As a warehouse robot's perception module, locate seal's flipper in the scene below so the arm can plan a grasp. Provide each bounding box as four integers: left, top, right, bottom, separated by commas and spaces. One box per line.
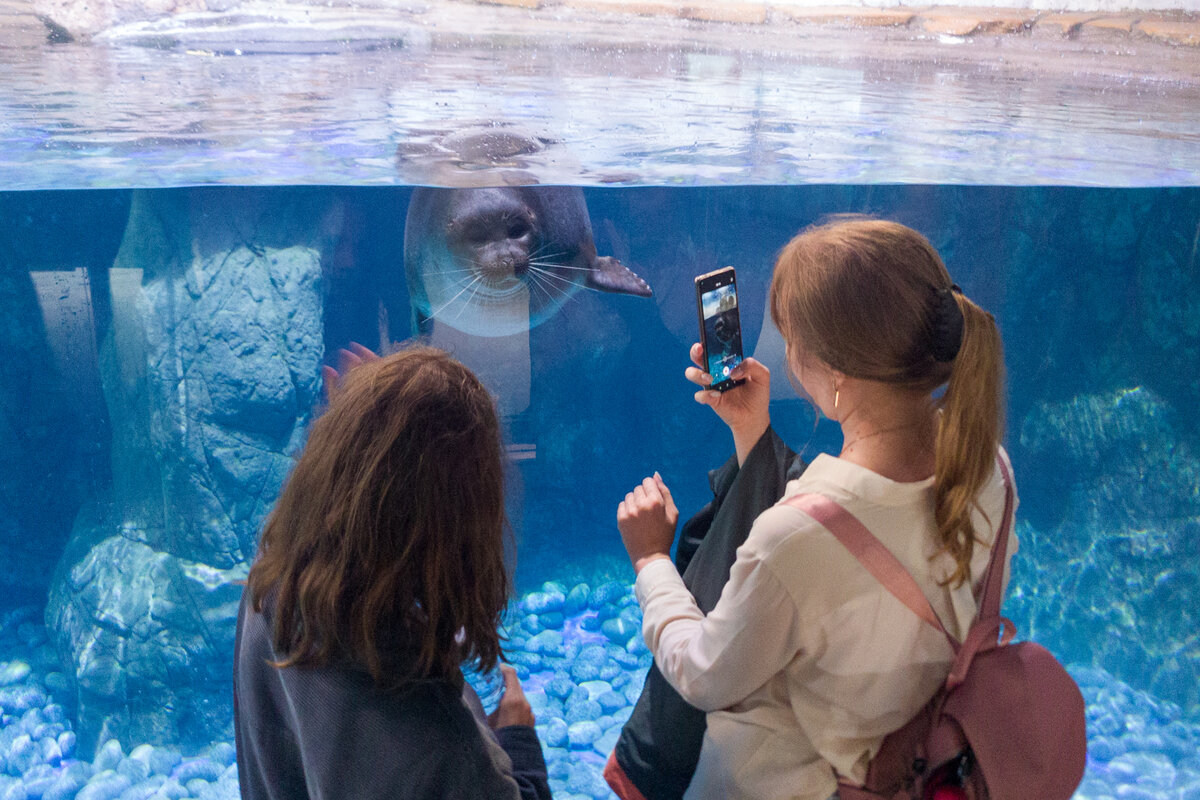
587, 256, 653, 297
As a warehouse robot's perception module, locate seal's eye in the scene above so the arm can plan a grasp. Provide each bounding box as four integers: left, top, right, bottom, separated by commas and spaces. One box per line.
507, 220, 529, 240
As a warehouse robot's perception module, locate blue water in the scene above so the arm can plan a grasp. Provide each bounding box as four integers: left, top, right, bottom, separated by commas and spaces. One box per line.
2, 183, 1199, 799
3, 37, 1200, 190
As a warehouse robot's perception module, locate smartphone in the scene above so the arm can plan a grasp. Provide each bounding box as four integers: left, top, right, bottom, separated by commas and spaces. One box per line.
695, 266, 746, 392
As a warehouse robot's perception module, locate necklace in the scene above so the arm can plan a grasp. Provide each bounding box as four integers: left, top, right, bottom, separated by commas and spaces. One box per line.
840, 421, 926, 456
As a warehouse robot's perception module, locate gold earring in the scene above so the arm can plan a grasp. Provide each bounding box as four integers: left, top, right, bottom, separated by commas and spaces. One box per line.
834, 388, 840, 410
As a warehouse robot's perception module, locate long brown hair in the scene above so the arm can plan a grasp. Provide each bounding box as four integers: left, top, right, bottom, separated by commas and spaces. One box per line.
769, 217, 1005, 586
246, 345, 510, 686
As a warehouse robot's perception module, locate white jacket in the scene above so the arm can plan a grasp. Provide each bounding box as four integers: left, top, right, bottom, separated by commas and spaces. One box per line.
636, 450, 1018, 800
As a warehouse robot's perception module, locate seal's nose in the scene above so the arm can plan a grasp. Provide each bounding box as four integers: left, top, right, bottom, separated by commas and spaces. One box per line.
495, 244, 528, 277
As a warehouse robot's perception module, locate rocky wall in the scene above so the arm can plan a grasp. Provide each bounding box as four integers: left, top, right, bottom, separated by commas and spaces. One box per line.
44, 187, 334, 755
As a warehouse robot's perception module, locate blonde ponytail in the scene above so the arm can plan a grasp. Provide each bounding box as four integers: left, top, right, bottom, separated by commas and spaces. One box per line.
933, 295, 1005, 587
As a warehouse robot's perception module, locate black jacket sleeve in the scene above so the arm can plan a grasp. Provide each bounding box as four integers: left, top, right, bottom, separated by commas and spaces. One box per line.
611, 426, 805, 800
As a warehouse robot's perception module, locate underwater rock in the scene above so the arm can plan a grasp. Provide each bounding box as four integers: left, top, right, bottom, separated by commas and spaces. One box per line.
593, 726, 622, 759
46, 521, 249, 757
544, 719, 569, 749
543, 673, 574, 701
566, 721, 602, 749
538, 612, 565, 630
575, 680, 611, 700
525, 630, 563, 656
1011, 387, 1200, 714
207, 742, 235, 768
596, 689, 627, 715
44, 187, 331, 755
104, 189, 328, 566
563, 694, 602, 726
563, 584, 590, 616
173, 757, 223, 783
92, 738, 124, 771
568, 645, 609, 683
1019, 386, 1199, 529
588, 582, 628, 611
76, 770, 132, 800
0, 663, 30, 688
600, 617, 638, 646
521, 589, 566, 616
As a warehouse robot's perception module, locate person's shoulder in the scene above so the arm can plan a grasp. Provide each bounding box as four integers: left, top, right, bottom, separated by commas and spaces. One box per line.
235, 590, 278, 668
748, 492, 846, 564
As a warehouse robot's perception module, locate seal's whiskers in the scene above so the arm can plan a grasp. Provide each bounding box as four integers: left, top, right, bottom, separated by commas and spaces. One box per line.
528, 265, 606, 294
429, 274, 484, 319
527, 261, 593, 271
526, 265, 579, 290
525, 272, 560, 309
449, 277, 487, 323
525, 270, 574, 308
529, 244, 567, 261
421, 267, 478, 277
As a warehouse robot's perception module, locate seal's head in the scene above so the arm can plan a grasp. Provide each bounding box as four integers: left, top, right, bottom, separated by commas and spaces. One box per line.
443, 188, 539, 293
405, 186, 651, 338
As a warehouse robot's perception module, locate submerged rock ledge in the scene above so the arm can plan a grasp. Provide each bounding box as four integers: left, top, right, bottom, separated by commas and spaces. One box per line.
14, 0, 1200, 57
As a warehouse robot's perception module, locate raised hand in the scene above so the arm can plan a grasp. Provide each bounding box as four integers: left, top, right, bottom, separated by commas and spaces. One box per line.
321, 342, 382, 401
685, 342, 771, 465
617, 472, 680, 574
487, 664, 536, 729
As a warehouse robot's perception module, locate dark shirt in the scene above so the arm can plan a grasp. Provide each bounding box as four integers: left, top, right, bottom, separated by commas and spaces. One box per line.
234, 594, 551, 800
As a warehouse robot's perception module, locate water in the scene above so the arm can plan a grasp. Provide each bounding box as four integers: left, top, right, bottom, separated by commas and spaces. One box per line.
2, 29, 1200, 189
3, 8, 1200, 798
2, 182, 1198, 799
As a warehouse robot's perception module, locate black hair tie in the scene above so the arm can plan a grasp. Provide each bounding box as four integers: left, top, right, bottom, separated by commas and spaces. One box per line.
930, 284, 964, 363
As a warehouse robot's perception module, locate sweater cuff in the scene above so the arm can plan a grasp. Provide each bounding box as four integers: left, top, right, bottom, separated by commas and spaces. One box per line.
494, 724, 548, 773
635, 557, 684, 607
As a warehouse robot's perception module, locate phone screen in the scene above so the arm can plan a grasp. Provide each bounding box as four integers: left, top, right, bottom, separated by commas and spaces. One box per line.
696, 268, 745, 392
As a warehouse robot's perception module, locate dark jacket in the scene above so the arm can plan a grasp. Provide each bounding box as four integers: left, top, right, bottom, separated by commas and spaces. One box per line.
613, 427, 806, 800
234, 594, 551, 800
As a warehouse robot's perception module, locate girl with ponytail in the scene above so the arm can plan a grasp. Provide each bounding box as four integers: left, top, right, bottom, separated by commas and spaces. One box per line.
615, 218, 1017, 800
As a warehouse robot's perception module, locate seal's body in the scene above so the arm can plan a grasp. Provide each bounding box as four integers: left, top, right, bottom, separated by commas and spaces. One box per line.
404, 186, 651, 338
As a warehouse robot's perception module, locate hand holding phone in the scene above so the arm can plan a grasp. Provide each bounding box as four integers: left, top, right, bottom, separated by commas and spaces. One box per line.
695, 267, 746, 392
692, 267, 772, 465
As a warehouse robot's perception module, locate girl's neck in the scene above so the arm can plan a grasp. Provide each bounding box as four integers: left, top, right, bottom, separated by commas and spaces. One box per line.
837, 405, 937, 483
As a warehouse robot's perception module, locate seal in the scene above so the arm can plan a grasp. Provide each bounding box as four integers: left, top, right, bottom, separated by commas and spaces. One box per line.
404, 186, 652, 338
394, 124, 559, 187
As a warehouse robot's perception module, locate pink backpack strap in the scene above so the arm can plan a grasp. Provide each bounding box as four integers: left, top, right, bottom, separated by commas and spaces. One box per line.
780, 454, 1015, 653
975, 454, 1016, 621
783, 494, 952, 642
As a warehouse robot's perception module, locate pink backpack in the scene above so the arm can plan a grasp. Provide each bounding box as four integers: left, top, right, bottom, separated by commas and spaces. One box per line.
782, 457, 1087, 800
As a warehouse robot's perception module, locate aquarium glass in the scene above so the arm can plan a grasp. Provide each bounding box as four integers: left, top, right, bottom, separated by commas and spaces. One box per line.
2, 12, 1199, 800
